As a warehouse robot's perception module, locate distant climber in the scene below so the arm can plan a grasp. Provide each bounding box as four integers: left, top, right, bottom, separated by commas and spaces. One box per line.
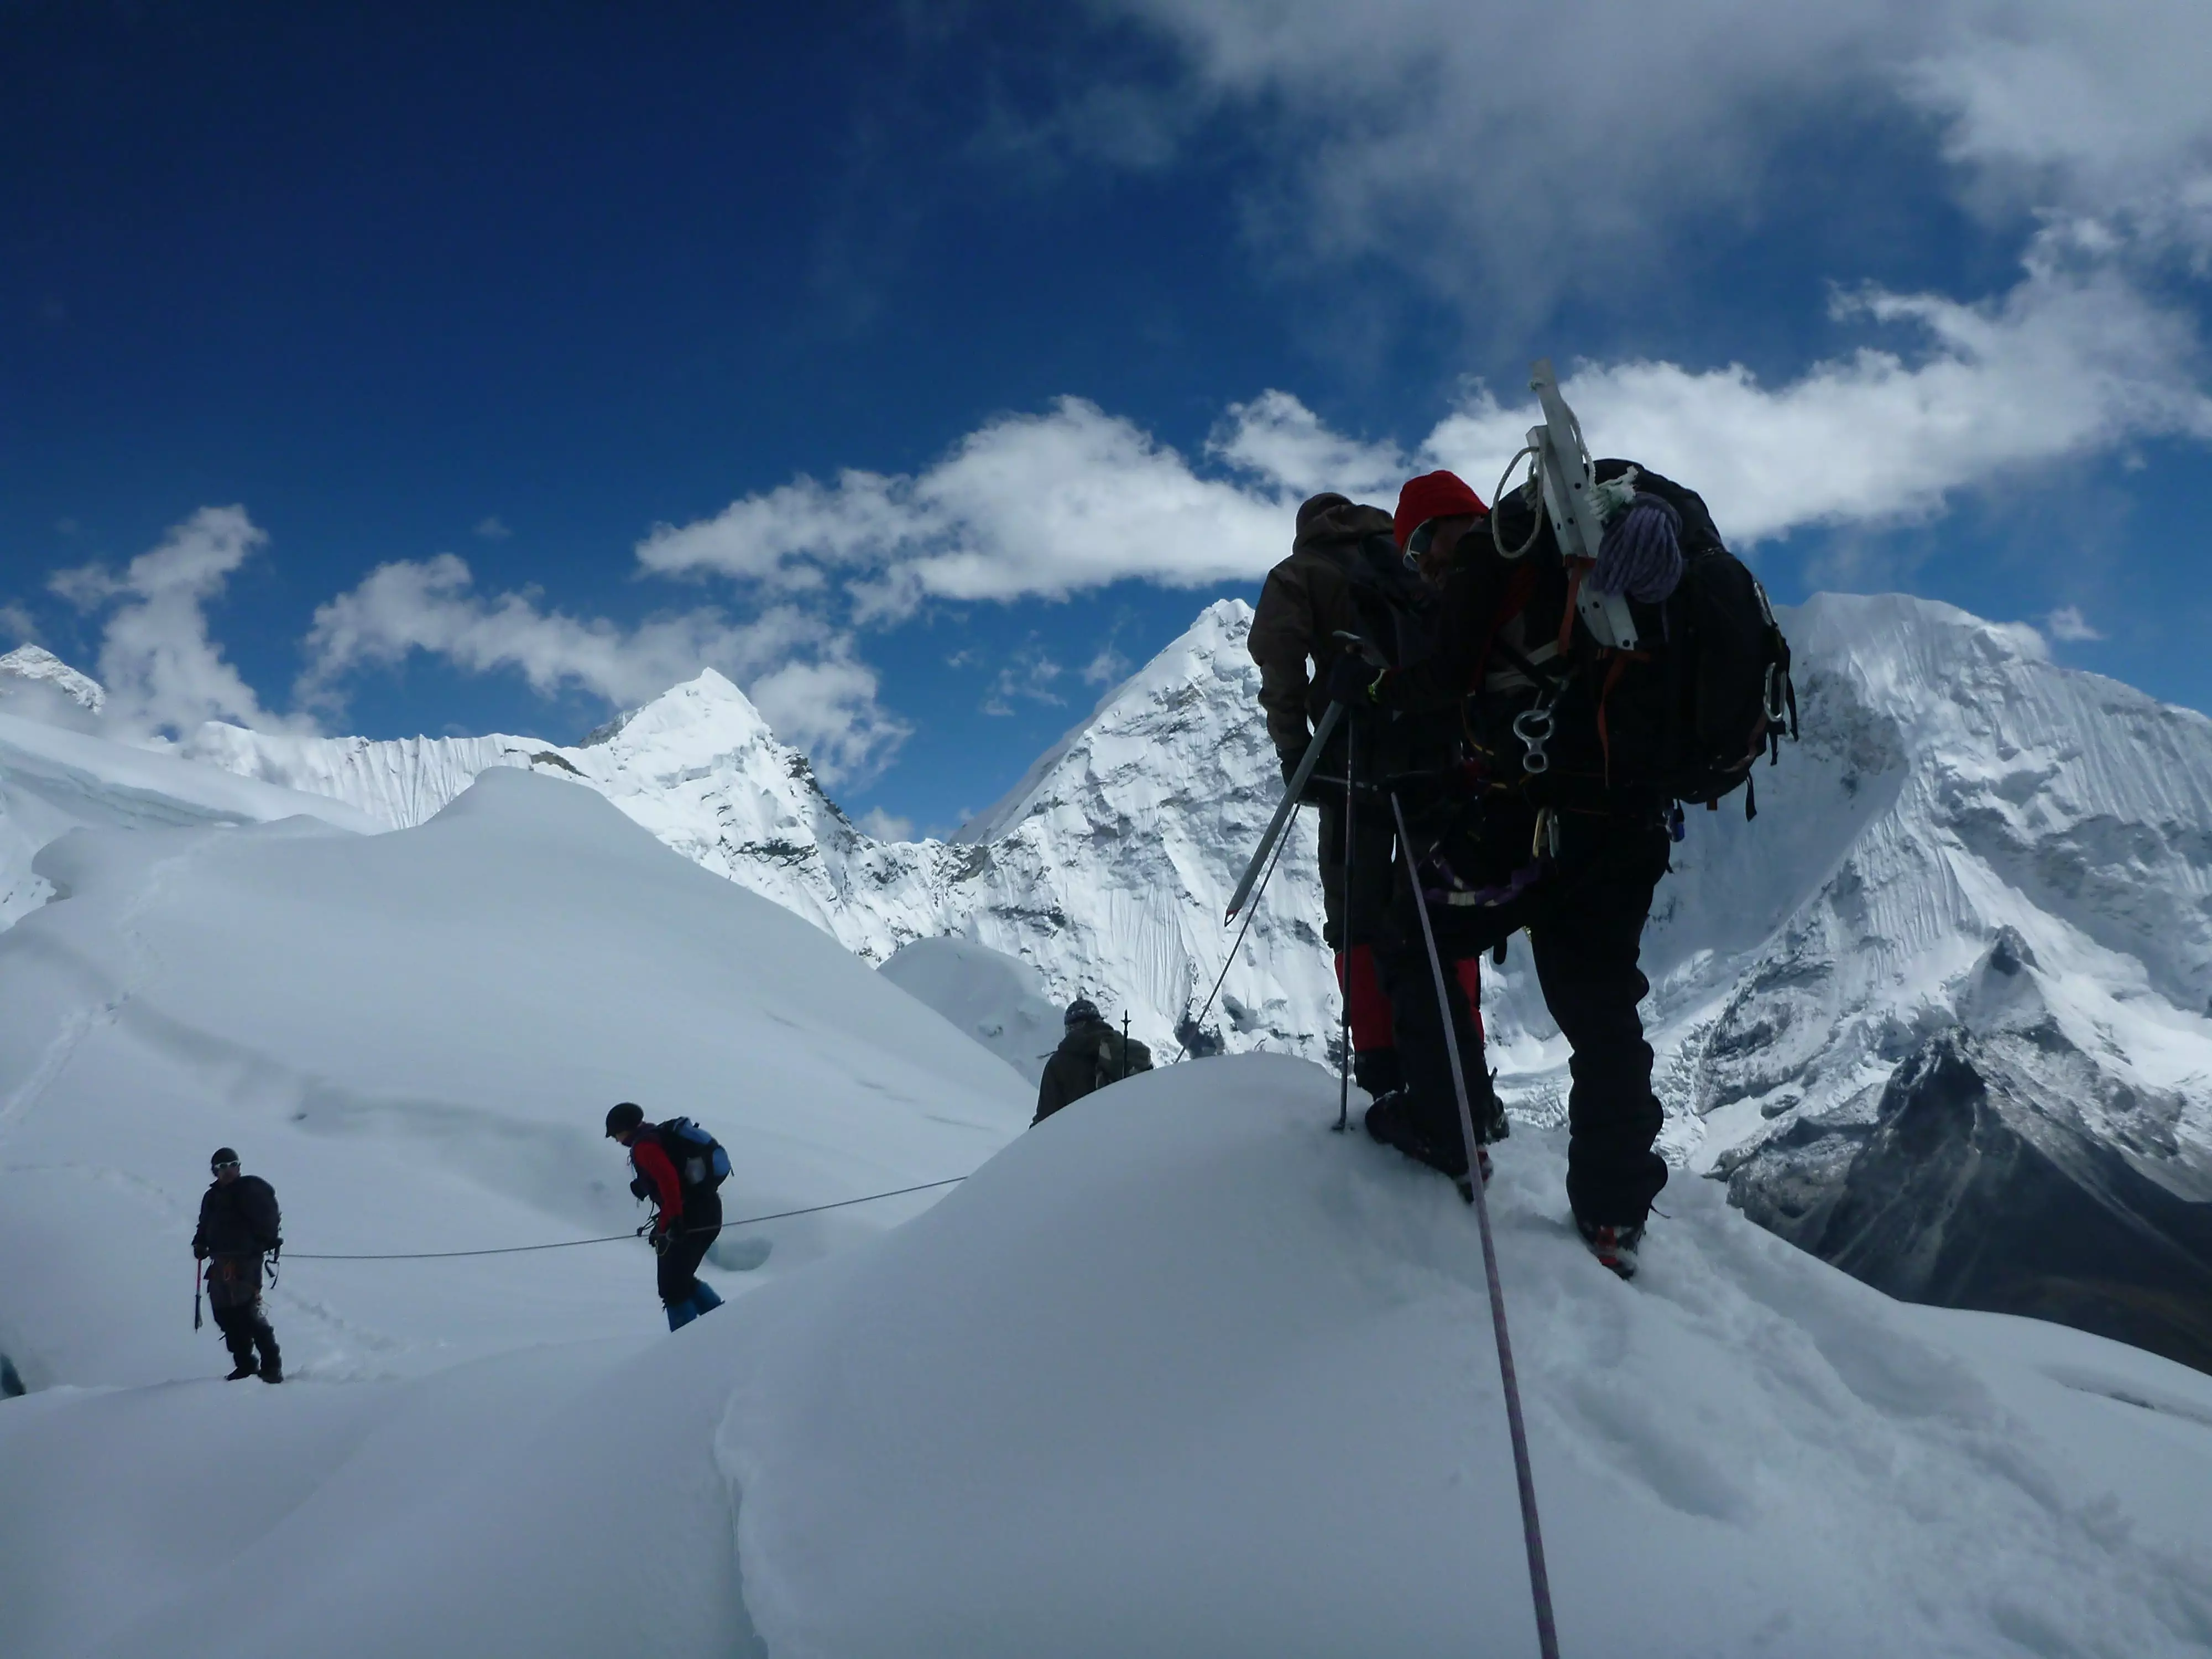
192, 1147, 283, 1382
606, 1102, 727, 1330
1248, 492, 1433, 1103
1033, 999, 1152, 1125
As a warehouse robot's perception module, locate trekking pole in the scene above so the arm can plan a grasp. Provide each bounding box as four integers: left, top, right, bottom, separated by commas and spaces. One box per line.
1389, 790, 1561, 1659
1225, 700, 1344, 924
193, 1260, 202, 1331
1120, 1010, 1131, 1083
1335, 718, 1357, 1133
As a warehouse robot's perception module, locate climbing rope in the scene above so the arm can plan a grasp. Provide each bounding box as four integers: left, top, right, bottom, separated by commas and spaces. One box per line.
284, 1176, 967, 1260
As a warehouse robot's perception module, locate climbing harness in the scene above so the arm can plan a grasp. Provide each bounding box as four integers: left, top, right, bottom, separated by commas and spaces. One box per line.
1389, 790, 1562, 1659
281, 1178, 969, 1261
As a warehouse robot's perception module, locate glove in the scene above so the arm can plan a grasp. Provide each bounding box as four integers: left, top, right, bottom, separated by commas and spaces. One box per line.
1325, 653, 1387, 706
193, 1242, 208, 1261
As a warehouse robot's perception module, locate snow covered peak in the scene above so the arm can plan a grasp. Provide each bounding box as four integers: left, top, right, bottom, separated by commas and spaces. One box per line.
0, 644, 105, 713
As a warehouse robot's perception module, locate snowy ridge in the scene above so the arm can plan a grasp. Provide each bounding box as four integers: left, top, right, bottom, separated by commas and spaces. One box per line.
185, 605, 1328, 1051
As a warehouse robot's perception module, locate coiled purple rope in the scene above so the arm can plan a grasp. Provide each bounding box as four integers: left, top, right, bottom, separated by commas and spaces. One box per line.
1591, 492, 1683, 603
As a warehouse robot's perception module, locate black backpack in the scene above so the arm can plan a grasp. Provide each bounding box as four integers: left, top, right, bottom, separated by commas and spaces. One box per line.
657, 1117, 731, 1193
1607, 463, 1797, 813
1488, 462, 1797, 815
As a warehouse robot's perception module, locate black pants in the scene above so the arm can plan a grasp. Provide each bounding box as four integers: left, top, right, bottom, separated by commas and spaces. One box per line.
206, 1255, 279, 1371
656, 1190, 722, 1307
1316, 792, 1397, 952
1385, 793, 1672, 1227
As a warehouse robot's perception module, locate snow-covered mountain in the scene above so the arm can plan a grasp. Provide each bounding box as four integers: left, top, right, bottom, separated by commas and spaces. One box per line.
180, 601, 1334, 1060
22, 591, 2212, 1370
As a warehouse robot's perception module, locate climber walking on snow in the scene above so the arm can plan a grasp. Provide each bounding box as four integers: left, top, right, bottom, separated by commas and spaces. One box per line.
1034, 998, 1152, 1125
1248, 492, 1430, 1103
1327, 369, 1793, 1277
606, 1102, 728, 1329
193, 1147, 283, 1381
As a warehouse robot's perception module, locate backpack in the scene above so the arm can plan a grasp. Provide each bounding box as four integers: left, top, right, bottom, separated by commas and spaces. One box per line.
1092, 1029, 1154, 1091
658, 1117, 731, 1192
1487, 461, 1797, 816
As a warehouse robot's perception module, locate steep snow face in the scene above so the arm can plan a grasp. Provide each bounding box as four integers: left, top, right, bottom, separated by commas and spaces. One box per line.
879, 938, 1064, 1086
0, 766, 1026, 1393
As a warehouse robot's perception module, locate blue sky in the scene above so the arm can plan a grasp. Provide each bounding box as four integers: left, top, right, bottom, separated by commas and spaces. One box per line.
6, 2, 2210, 836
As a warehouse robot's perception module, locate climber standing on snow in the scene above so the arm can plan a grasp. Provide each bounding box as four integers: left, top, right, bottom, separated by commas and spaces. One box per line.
1328, 454, 1789, 1279
1248, 492, 1416, 1104
1033, 998, 1152, 1125
192, 1147, 283, 1382
606, 1102, 727, 1330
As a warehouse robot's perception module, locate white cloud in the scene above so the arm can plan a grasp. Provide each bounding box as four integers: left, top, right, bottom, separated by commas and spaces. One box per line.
300, 555, 907, 782
2044, 604, 2104, 641
855, 805, 915, 841
0, 601, 38, 646
48, 505, 309, 740
638, 397, 1294, 620
1093, 1, 2212, 305
1081, 643, 1133, 687
1423, 254, 2212, 544
980, 640, 1067, 717
473, 515, 513, 541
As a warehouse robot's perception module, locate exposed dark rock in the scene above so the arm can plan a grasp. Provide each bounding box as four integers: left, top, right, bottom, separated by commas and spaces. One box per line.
1726, 1029, 2212, 1374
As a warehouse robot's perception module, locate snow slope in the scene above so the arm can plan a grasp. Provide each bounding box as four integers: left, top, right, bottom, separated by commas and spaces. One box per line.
0, 765, 1027, 1394
185, 604, 1332, 1057
879, 937, 1065, 1086
0, 709, 382, 928
6, 1055, 2210, 1658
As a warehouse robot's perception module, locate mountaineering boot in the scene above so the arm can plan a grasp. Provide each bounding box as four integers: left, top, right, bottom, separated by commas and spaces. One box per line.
1364, 1092, 1488, 1185
688, 1281, 724, 1317
255, 1327, 282, 1384
667, 1295, 702, 1332
1578, 1218, 1644, 1280
226, 1360, 259, 1381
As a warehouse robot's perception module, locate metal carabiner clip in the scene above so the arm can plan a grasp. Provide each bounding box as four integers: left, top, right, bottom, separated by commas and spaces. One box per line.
1764, 663, 1788, 725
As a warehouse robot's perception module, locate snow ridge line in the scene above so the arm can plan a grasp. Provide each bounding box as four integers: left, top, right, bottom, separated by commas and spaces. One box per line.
284, 1176, 968, 1259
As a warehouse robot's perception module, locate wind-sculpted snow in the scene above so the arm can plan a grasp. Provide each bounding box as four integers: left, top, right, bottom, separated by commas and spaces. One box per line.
7, 1056, 2210, 1657
711, 1061, 2212, 1658
0, 766, 1026, 1393
0, 711, 382, 928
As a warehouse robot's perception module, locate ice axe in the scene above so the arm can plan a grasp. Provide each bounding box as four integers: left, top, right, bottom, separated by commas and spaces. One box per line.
193, 1260, 202, 1331
1223, 632, 1387, 926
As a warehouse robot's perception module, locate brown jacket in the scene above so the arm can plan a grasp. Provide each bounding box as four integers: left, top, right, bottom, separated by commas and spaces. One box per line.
1248, 502, 1396, 759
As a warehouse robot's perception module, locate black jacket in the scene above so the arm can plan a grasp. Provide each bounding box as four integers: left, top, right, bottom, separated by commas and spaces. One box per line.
194, 1175, 281, 1259
1033, 1020, 1150, 1125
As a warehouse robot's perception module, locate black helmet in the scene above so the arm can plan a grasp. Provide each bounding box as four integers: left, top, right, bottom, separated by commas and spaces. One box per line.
604, 1102, 645, 1139
1064, 998, 1099, 1028
210, 1147, 240, 1172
